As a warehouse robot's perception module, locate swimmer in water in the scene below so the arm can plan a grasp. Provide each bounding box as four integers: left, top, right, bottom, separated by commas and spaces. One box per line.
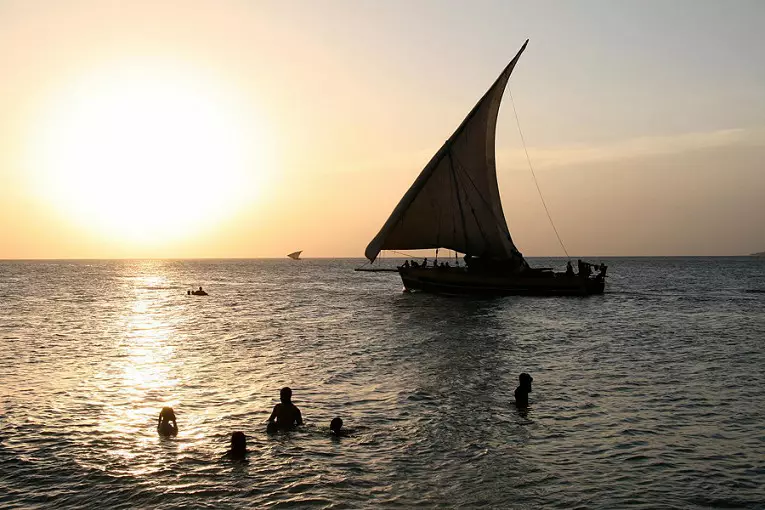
329, 417, 348, 437
157, 407, 178, 437
267, 387, 303, 432
514, 373, 533, 408
224, 431, 247, 460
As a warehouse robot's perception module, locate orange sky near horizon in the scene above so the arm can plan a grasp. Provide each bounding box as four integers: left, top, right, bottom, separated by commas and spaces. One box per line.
1, 1, 764, 259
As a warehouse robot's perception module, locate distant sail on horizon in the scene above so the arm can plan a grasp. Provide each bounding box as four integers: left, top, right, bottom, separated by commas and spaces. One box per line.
287, 251, 303, 260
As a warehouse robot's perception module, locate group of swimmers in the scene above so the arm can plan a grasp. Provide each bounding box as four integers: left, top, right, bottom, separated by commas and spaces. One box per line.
157, 376, 533, 460
156, 387, 350, 461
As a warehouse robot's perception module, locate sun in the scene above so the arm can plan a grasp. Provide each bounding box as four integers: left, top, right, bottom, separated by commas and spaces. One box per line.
27, 59, 271, 245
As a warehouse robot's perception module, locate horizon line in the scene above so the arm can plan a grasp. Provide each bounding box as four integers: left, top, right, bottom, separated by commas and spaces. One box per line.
0, 254, 761, 262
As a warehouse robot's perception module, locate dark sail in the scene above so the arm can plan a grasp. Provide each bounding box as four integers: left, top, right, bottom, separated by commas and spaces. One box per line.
365, 40, 529, 264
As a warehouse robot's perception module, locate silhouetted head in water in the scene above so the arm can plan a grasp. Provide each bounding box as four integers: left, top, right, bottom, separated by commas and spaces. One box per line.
228, 431, 247, 459
330, 417, 343, 435
280, 387, 293, 404
514, 373, 533, 408
157, 407, 178, 437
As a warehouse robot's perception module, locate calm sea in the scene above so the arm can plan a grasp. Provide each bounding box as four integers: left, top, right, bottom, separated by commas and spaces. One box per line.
1, 257, 764, 509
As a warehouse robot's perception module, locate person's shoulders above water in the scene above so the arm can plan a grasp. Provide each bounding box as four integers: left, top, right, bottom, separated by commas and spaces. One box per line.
157, 407, 178, 437
292, 403, 303, 423
514, 372, 533, 407
223, 431, 248, 459
222, 450, 248, 460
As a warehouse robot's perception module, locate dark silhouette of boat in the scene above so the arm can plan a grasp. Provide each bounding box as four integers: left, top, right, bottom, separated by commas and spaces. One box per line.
359, 40, 606, 296
287, 251, 303, 260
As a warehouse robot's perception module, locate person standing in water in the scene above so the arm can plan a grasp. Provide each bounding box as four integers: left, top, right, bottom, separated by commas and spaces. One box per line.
267, 387, 303, 432
514, 373, 533, 408
157, 407, 178, 437
224, 432, 248, 460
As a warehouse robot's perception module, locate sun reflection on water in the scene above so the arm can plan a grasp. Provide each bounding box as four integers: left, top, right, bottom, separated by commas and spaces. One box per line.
94, 270, 191, 472
121, 299, 176, 393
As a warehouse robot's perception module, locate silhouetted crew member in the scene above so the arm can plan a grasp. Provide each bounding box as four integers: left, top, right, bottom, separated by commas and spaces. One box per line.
566, 261, 574, 276
157, 407, 178, 437
267, 387, 303, 431
224, 431, 248, 460
514, 373, 533, 408
577, 259, 591, 278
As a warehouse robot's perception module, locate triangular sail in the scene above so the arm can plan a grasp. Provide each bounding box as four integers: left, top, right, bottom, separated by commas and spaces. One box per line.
365, 40, 529, 264
287, 251, 302, 260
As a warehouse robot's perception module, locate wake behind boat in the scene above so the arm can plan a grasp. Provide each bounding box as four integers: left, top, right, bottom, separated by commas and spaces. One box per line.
359, 40, 606, 296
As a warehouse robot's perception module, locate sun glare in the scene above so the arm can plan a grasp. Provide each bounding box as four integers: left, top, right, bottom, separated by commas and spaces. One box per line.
27, 59, 271, 245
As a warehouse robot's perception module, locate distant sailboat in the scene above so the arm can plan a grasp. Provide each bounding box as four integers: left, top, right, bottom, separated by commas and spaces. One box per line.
359, 40, 606, 296
287, 251, 303, 260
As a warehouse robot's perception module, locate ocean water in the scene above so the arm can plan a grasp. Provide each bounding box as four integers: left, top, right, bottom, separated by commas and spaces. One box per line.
1, 257, 764, 509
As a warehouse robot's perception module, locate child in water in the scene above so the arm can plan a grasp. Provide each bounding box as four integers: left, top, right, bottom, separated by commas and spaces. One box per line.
157, 407, 178, 437
224, 431, 247, 460
514, 373, 533, 408
329, 417, 349, 437
267, 387, 303, 433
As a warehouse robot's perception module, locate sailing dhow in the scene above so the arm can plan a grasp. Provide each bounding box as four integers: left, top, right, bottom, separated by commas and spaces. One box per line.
287, 251, 303, 260
361, 40, 606, 296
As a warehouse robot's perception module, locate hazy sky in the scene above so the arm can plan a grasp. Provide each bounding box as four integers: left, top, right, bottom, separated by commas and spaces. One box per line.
1, 0, 763, 258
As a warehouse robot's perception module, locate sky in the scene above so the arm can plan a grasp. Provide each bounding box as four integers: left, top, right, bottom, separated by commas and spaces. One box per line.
1, 0, 763, 258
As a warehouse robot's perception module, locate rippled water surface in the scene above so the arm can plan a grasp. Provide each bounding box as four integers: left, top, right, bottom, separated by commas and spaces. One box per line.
1, 257, 764, 508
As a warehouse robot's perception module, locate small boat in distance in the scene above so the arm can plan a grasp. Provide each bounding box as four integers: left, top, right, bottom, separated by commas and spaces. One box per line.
359, 40, 606, 296
188, 287, 208, 296
287, 251, 303, 260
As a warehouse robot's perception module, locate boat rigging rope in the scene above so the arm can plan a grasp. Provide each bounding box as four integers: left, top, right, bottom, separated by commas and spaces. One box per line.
357, 249, 429, 269
391, 250, 426, 259
508, 89, 571, 260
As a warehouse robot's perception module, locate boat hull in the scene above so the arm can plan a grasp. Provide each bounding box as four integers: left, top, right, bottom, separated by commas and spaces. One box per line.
398, 267, 604, 296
